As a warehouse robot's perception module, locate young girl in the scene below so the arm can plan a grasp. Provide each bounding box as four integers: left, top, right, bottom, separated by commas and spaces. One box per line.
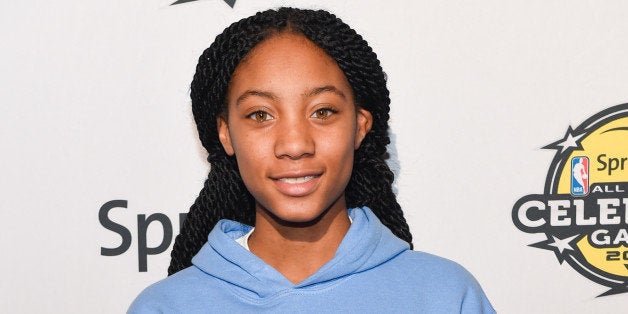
129, 7, 494, 313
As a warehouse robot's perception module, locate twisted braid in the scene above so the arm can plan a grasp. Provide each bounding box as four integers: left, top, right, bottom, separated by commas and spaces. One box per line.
169, 7, 413, 276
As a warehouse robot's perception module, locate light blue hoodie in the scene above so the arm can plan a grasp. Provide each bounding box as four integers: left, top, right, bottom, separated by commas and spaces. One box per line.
129, 207, 495, 313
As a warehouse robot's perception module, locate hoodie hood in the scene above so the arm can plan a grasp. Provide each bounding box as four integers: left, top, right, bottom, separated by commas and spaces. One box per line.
191, 207, 409, 298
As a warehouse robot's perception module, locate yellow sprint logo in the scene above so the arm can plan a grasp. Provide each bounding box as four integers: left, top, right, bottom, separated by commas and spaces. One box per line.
513, 103, 628, 297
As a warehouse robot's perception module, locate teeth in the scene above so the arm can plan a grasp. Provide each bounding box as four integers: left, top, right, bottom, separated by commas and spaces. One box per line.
279, 176, 315, 184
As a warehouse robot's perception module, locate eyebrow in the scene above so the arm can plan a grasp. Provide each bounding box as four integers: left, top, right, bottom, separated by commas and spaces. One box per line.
304, 85, 347, 99
236, 90, 277, 106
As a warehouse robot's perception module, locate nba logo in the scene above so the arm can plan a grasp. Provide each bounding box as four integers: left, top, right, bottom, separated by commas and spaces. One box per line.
571, 156, 589, 196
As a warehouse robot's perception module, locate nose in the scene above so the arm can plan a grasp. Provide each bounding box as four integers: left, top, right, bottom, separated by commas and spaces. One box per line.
274, 116, 315, 160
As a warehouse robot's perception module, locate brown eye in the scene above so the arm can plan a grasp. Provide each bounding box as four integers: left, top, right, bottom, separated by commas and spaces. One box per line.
311, 108, 336, 119
248, 111, 273, 122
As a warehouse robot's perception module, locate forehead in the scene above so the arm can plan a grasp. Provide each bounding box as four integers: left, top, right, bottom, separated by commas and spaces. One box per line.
227, 33, 352, 97
239, 32, 336, 70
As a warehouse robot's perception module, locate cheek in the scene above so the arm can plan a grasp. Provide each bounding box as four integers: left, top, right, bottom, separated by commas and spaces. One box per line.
230, 130, 271, 176
230, 122, 270, 152
317, 125, 356, 171
232, 143, 271, 201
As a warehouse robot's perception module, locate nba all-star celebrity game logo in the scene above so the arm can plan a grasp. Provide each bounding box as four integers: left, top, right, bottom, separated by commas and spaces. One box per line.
513, 103, 628, 297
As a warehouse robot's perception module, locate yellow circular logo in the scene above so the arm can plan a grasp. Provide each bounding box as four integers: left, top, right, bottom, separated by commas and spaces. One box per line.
513, 103, 628, 296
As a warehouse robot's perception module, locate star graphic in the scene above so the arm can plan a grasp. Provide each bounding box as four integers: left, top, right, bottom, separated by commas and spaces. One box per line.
547, 234, 579, 253
529, 234, 580, 264
599, 284, 628, 297
542, 126, 585, 154
171, 0, 236, 8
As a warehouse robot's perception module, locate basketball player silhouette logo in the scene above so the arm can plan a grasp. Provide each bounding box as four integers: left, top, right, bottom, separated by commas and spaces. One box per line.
571, 156, 589, 196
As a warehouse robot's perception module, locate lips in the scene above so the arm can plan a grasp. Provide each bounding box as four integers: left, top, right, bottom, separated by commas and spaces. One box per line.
271, 172, 322, 197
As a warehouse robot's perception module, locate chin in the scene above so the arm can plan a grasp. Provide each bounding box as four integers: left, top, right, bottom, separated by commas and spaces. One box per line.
258, 202, 332, 227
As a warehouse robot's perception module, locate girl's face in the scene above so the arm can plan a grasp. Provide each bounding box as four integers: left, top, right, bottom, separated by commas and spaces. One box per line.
218, 33, 372, 224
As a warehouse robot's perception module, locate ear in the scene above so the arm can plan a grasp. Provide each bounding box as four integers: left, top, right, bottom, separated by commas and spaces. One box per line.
217, 116, 235, 156
354, 108, 373, 149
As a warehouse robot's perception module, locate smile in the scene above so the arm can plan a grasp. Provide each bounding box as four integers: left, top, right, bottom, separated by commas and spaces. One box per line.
272, 173, 321, 197
278, 176, 317, 184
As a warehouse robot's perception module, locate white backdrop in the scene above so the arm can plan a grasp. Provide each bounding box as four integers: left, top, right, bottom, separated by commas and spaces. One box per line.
2, 0, 628, 313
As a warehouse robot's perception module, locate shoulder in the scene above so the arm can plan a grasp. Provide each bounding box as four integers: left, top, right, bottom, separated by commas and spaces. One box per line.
377, 250, 496, 313
127, 267, 225, 314
395, 250, 477, 281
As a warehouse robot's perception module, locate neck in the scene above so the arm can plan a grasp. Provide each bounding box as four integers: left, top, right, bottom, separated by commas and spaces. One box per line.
248, 200, 351, 284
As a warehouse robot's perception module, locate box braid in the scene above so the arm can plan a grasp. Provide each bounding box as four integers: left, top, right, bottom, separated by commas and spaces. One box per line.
168, 7, 413, 276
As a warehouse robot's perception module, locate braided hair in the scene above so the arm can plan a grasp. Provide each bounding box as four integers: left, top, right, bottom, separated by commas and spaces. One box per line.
168, 7, 413, 275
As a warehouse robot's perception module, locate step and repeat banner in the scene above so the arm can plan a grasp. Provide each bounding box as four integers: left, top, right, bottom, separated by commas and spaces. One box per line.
2, 0, 628, 313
